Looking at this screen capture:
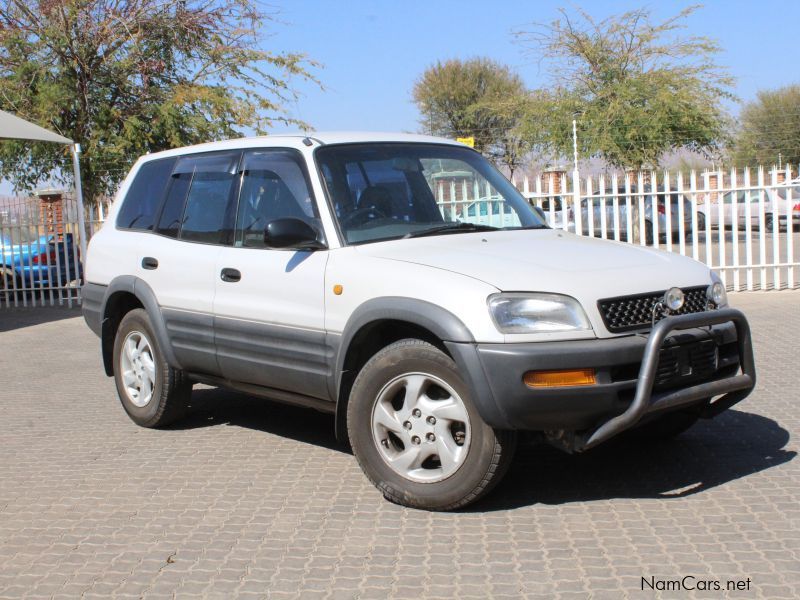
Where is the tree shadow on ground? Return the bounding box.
[171,388,792,511]
[0,305,82,332]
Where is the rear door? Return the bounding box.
[136,151,241,376]
[212,148,330,400]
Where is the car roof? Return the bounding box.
[137,131,465,162]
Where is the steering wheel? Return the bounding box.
[340,205,388,228]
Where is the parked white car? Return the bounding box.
[698,186,800,232]
[83,133,756,510]
[576,188,701,243]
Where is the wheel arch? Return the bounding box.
[100,276,179,376]
[332,297,477,442]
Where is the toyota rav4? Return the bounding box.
[83,133,756,510]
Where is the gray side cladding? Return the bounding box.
[162,308,219,377]
[81,282,105,336]
[214,315,334,401]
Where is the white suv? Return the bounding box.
[83,133,756,510]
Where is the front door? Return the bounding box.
[212,148,330,400]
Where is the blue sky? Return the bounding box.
[2,0,799,194]
[268,0,800,133]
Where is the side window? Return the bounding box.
[156,171,191,239]
[155,152,240,243]
[234,150,320,248]
[116,157,176,230]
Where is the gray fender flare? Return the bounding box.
[333,297,507,439]
[100,275,180,375]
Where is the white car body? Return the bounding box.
[87,132,713,343]
[82,132,755,509]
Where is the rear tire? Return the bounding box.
[644,220,654,245]
[112,308,191,428]
[347,339,516,510]
[696,212,706,233]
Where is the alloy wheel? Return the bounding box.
[371,372,471,483]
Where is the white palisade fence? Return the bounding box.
[1,194,86,308]
[1,165,797,312]
[513,165,799,291]
[0,195,112,309]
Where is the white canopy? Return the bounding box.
[0,110,87,259]
[0,109,73,144]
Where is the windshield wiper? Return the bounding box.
[403,222,500,239]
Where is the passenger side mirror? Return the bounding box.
[264,218,326,250]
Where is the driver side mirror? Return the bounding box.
[264,218,326,250]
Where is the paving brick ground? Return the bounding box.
[0,292,798,599]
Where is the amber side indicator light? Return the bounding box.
[524,369,597,388]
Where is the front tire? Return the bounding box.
[347,339,516,510]
[112,308,191,428]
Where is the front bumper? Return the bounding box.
[447,308,755,452]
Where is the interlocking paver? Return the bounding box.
[0,292,798,598]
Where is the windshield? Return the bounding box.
[315,143,545,244]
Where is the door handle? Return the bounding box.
[141,256,158,270]
[220,268,241,283]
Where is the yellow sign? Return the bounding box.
[456,136,475,148]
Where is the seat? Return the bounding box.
[358,186,394,217]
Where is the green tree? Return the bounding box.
[733,84,800,167]
[516,6,734,169]
[471,95,536,178]
[0,0,320,202]
[413,58,528,160]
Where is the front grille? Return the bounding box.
[598,286,709,333]
[655,339,718,388]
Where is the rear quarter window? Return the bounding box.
[116,157,177,230]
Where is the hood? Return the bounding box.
[356,229,713,336]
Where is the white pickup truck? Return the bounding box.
[82,132,756,510]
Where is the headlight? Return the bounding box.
[663,287,685,311]
[707,281,727,307]
[488,293,592,334]
[708,273,728,307]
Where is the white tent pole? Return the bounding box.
[71,143,88,262]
